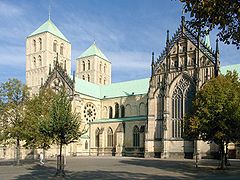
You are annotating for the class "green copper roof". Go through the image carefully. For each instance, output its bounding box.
[91,116,147,124]
[29,19,69,42]
[75,77,149,99]
[78,42,109,61]
[220,64,240,75]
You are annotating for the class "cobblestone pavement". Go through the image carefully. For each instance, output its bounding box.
[0,157,240,179]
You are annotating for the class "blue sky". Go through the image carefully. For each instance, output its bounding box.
[0,0,239,83]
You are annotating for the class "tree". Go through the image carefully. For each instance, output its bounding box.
[23,88,55,151]
[41,89,85,176]
[0,79,28,165]
[184,71,240,169]
[180,0,240,49]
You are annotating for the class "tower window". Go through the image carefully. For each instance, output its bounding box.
[87,74,90,82]
[33,39,36,52]
[60,43,64,55]
[82,61,85,71]
[88,60,90,70]
[38,55,42,67]
[99,76,102,84]
[99,62,102,72]
[103,78,106,85]
[53,40,57,52]
[39,38,42,50]
[82,75,85,80]
[33,57,36,68]
[104,64,106,73]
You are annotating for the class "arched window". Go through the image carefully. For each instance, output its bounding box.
[41,77,43,86]
[109,106,113,119]
[38,55,42,67]
[60,43,64,55]
[107,127,113,147]
[104,64,106,73]
[99,76,102,84]
[53,40,57,52]
[33,39,36,52]
[120,105,125,118]
[88,60,90,70]
[82,75,85,80]
[99,62,102,71]
[171,78,195,138]
[103,78,106,85]
[133,126,140,147]
[33,57,36,68]
[139,102,146,116]
[95,128,100,147]
[82,61,85,71]
[85,140,88,149]
[87,74,90,82]
[115,103,119,118]
[39,38,42,50]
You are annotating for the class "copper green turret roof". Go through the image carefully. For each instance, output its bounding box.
[28,19,69,42]
[78,42,109,61]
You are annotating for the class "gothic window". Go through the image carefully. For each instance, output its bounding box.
[103,78,106,85]
[120,105,125,118]
[33,39,36,52]
[88,60,90,70]
[39,38,42,50]
[51,78,63,92]
[115,103,119,118]
[33,57,36,68]
[38,55,42,67]
[95,128,100,147]
[41,78,43,86]
[53,40,57,52]
[100,62,102,71]
[82,75,85,80]
[133,126,140,147]
[109,106,113,119]
[107,127,113,147]
[85,140,88,149]
[104,64,106,73]
[205,68,209,80]
[171,78,195,138]
[60,43,64,55]
[83,103,96,122]
[82,61,85,71]
[87,74,90,82]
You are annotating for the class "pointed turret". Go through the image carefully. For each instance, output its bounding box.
[214,39,220,77]
[151,52,155,76]
[166,30,170,48]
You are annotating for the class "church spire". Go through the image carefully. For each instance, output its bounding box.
[166,30,169,48]
[151,52,155,77]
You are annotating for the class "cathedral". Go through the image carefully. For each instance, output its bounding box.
[1,16,239,160]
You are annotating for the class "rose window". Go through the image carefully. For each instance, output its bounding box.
[83,103,96,122]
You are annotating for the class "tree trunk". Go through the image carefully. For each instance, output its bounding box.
[60,142,62,172]
[16,138,20,166]
[219,141,225,169]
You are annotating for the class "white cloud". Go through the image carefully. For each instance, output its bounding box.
[0,1,23,17]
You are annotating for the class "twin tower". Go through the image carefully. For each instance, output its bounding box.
[26,19,111,95]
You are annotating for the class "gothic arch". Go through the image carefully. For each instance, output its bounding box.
[125,104,132,117]
[139,102,146,116]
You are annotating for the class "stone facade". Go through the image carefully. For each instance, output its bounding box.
[1,17,239,160]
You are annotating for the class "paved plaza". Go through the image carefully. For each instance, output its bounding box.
[0,157,240,179]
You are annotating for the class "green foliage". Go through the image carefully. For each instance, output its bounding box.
[46,89,83,145]
[180,0,240,49]
[23,88,55,149]
[185,71,240,144]
[0,78,28,144]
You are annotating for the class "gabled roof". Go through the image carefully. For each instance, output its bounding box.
[78,42,109,61]
[28,19,69,42]
[74,77,149,99]
[155,17,216,67]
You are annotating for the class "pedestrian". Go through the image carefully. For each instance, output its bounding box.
[39,152,44,165]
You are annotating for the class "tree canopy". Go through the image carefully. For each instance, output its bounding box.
[185,71,240,168]
[180,0,240,49]
[0,78,29,165]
